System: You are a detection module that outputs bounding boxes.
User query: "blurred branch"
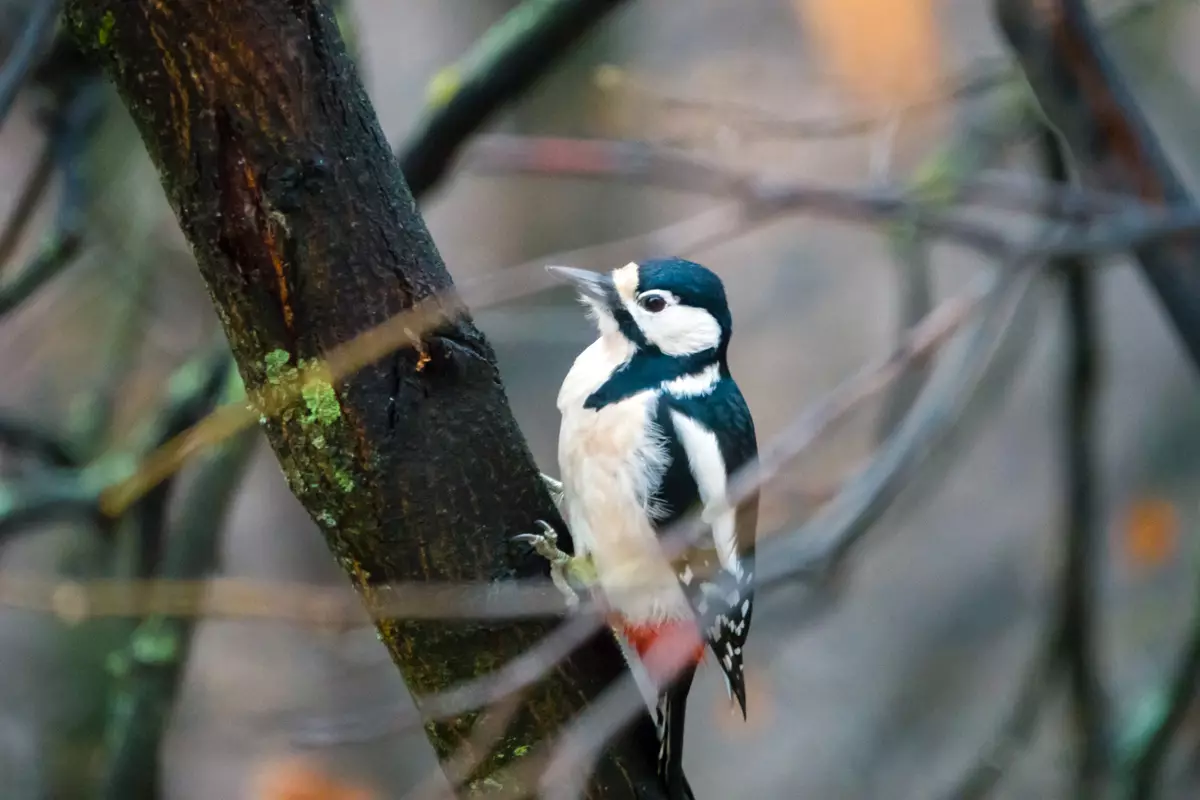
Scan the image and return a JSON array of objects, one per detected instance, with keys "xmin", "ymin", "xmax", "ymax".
[
  {"xmin": 0, "ymin": 77, "xmax": 106, "ymax": 315},
  {"xmin": 754, "ymin": 268, "xmax": 1035, "ymax": 589},
  {"xmin": 0, "ymin": 343, "xmax": 232, "ymax": 544},
  {"xmin": 630, "ymin": 0, "xmax": 1163, "ymax": 145},
  {"xmin": 1042, "ymin": 127, "xmax": 1109, "ymax": 796},
  {"xmin": 397, "ymin": 0, "xmax": 632, "ymax": 199},
  {"xmin": 994, "ymin": 0, "xmax": 1200, "ymax": 371},
  {"xmin": 100, "ymin": 364, "xmax": 255, "ymax": 800},
  {"xmin": 0, "ymin": 0, "xmax": 62, "ymax": 125},
  {"xmin": 0, "ymin": 137, "xmax": 54, "ymax": 273},
  {"xmin": 0, "ymin": 413, "xmax": 80, "ymax": 466},
  {"xmin": 1126, "ymin": 568, "xmax": 1200, "ymax": 798},
  {"xmin": 127, "ymin": 341, "xmax": 232, "ymax": 578},
  {"xmin": 459, "ymin": 131, "xmax": 1168, "ymax": 231},
  {"xmin": 877, "ymin": 86, "xmax": 1035, "ymax": 442},
  {"xmin": 0, "ymin": 474, "xmax": 101, "ymax": 538},
  {"xmin": 945, "ymin": 638, "xmax": 1058, "ymax": 799}
]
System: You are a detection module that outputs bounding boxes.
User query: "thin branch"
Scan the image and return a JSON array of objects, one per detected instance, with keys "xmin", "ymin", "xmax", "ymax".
[
  {"xmin": 624, "ymin": 0, "xmax": 1163, "ymax": 146},
  {"xmin": 407, "ymin": 695, "xmax": 526, "ymax": 800},
  {"xmin": 292, "ymin": 612, "xmax": 604, "ymax": 746},
  {"xmin": 753, "ymin": 269, "xmax": 1035, "ymax": 589},
  {"xmin": 0, "ymin": 473, "xmax": 101, "ymax": 538},
  {"xmin": 396, "ymin": 0, "xmax": 632, "ymax": 199},
  {"xmin": 0, "ymin": 0, "xmax": 62, "ymax": 125},
  {"xmin": 1042, "ymin": 127, "xmax": 1109, "ymax": 796},
  {"xmin": 0, "ymin": 344, "xmax": 233, "ymax": 544},
  {"xmin": 995, "ymin": 0, "xmax": 1200, "ymax": 371},
  {"xmin": 0, "ymin": 573, "xmax": 574, "ymax": 625},
  {"xmin": 944, "ymin": 637, "xmax": 1059, "ymax": 799},
  {"xmin": 0, "ymin": 78, "xmax": 105, "ymax": 316},
  {"xmin": 100, "ymin": 367, "xmax": 257, "ymax": 800},
  {"xmin": 646, "ymin": 61, "xmax": 1010, "ymax": 143},
  {"xmin": 69, "ymin": 251, "xmax": 158, "ymax": 459},
  {"xmin": 0, "ymin": 136, "xmax": 54, "ymax": 276},
  {"xmin": 877, "ymin": 90, "xmax": 1032, "ymax": 442},
  {"xmin": 127, "ymin": 342, "xmax": 232, "ymax": 579},
  {"xmin": 0, "ymin": 412, "xmax": 80, "ymax": 467},
  {"xmin": 1126, "ymin": 569, "xmax": 1200, "ymax": 798},
  {"xmin": 459, "ymin": 132, "xmax": 1174, "ymax": 229}
]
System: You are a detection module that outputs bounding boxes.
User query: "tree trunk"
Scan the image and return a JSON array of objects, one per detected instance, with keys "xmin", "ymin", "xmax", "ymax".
[{"xmin": 64, "ymin": 1, "xmax": 660, "ymax": 795}]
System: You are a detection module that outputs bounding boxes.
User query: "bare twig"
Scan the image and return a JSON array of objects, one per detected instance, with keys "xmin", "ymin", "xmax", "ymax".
[
  {"xmin": 406, "ymin": 695, "xmax": 525, "ymax": 800},
  {"xmin": 1042, "ymin": 128, "xmax": 1109, "ymax": 796},
  {"xmin": 1126, "ymin": 573, "xmax": 1200, "ymax": 798},
  {"xmin": 625, "ymin": 0, "xmax": 1163, "ymax": 145},
  {"xmin": 0, "ymin": 573, "xmax": 573, "ymax": 624},
  {"xmin": 995, "ymin": 0, "xmax": 1200, "ymax": 371},
  {"xmin": 944, "ymin": 637, "xmax": 1059, "ymax": 799},
  {"xmin": 127, "ymin": 342, "xmax": 232, "ymax": 578},
  {"xmin": 754, "ymin": 269, "xmax": 1035, "ymax": 589},
  {"xmin": 460, "ymin": 132, "xmax": 1155, "ymax": 224},
  {"xmin": 0, "ymin": 412, "xmax": 79, "ymax": 467},
  {"xmin": 0, "ymin": 474, "xmax": 100, "ymax": 539},
  {"xmin": 877, "ymin": 88, "xmax": 1033, "ymax": 442},
  {"xmin": 100, "ymin": 366, "xmax": 256, "ymax": 800},
  {"xmin": 396, "ymin": 0, "xmax": 632, "ymax": 198},
  {"xmin": 0, "ymin": 137, "xmax": 54, "ymax": 275},
  {"xmin": 0, "ymin": 78, "xmax": 105, "ymax": 316},
  {"xmin": 0, "ymin": 343, "xmax": 233, "ymax": 542},
  {"xmin": 0, "ymin": 0, "xmax": 62, "ymax": 125},
  {"xmin": 293, "ymin": 612, "xmax": 604, "ymax": 746}
]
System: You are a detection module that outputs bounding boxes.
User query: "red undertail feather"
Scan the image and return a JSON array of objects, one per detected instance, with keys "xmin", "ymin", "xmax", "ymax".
[{"xmin": 614, "ymin": 618, "xmax": 706, "ymax": 679}]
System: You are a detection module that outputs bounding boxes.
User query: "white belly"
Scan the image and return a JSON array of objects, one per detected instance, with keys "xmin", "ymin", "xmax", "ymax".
[{"xmin": 557, "ymin": 337, "xmax": 691, "ymax": 623}]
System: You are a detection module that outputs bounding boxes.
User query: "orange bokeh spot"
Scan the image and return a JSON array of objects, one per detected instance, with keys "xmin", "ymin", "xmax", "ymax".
[{"xmin": 1122, "ymin": 497, "xmax": 1179, "ymax": 572}]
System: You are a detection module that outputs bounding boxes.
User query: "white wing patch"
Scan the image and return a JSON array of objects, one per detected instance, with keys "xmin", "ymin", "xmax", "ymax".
[{"xmin": 668, "ymin": 410, "xmax": 741, "ymax": 576}]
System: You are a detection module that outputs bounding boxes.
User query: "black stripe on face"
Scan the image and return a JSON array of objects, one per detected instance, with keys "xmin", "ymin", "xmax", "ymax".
[{"xmin": 605, "ymin": 281, "xmax": 649, "ymax": 349}]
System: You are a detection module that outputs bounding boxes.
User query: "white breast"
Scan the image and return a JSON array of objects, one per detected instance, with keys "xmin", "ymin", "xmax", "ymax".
[{"xmin": 557, "ymin": 336, "xmax": 691, "ymax": 623}]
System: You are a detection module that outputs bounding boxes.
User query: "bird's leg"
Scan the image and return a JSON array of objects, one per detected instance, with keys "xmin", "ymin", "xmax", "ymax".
[
  {"xmin": 539, "ymin": 472, "xmax": 565, "ymax": 510},
  {"xmin": 513, "ymin": 520, "xmax": 594, "ymax": 609}
]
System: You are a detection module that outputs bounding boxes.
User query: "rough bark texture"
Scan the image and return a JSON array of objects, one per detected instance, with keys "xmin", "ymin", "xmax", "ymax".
[{"xmin": 64, "ymin": 1, "xmax": 660, "ymax": 795}]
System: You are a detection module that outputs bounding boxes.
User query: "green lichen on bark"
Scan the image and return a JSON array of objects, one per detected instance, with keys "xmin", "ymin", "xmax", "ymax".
[{"xmin": 97, "ymin": 10, "xmax": 116, "ymax": 45}]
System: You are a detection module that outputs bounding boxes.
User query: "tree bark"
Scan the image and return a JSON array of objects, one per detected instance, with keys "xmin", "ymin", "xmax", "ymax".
[{"xmin": 64, "ymin": 1, "xmax": 660, "ymax": 795}]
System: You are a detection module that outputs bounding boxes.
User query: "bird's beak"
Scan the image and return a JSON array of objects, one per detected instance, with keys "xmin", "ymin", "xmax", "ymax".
[{"xmin": 546, "ymin": 265, "xmax": 613, "ymax": 302}]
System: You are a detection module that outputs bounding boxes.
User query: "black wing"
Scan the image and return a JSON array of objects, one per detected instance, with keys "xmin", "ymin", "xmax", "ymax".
[{"xmin": 651, "ymin": 377, "xmax": 759, "ymax": 714}]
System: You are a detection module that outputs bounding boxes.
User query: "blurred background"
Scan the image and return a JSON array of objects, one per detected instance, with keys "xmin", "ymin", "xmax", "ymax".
[{"xmin": 3, "ymin": 0, "xmax": 1200, "ymax": 797}]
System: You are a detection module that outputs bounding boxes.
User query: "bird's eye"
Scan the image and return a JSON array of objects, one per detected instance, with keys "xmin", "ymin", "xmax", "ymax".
[{"xmin": 639, "ymin": 294, "xmax": 667, "ymax": 313}]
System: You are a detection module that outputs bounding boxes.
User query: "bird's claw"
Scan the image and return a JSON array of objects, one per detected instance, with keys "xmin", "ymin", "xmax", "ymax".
[
  {"xmin": 513, "ymin": 519, "xmax": 580, "ymax": 609},
  {"xmin": 539, "ymin": 473, "xmax": 565, "ymax": 509}
]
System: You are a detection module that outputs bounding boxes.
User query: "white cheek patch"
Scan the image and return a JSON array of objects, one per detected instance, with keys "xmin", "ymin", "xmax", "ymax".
[{"xmin": 636, "ymin": 305, "xmax": 722, "ymax": 357}]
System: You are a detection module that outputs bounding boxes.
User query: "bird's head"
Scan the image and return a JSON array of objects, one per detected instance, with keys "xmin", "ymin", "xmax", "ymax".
[{"xmin": 548, "ymin": 258, "xmax": 733, "ymax": 363}]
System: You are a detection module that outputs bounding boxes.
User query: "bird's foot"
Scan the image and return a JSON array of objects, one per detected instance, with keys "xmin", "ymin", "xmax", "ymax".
[{"xmin": 513, "ymin": 520, "xmax": 592, "ymax": 609}]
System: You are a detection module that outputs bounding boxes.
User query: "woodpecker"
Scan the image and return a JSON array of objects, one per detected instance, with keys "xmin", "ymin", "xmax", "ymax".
[{"xmin": 517, "ymin": 257, "xmax": 758, "ymax": 800}]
